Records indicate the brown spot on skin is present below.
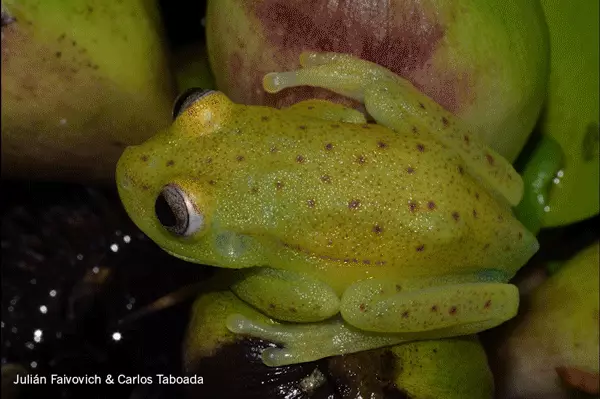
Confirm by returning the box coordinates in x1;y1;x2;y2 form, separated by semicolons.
498;215;504;222
412;126;418;135
269;303;276;309
416;143;425;152
324;143;333;151
463;135;470;145
401;311;410;318
475;192;480;200
250;186;258;193
331;124;340;128
407;167;415;174
298;125;307;130
356;155;366;164
484;300;491;309
458;165;464;175
452;212;460;221
166;160;175;167
296;155;306;163
518;232;523;240
206;157;213;164
408;201;418;212
483;243;490;250
348;199;361;210
372;224;383;235
359;303;367;312
140;155;149;162
141;185;150;191
472;209;478;218
307;106;314;110
276;181;284;190
418;102;425;109
377;141;388;149
55;51;62;58
416;244;425;252
321;175;331;184
431;305;438;312
363;260;371;265
236;155;245;162
261;116;269;121
449;306;457;315
289;307;297;313
270;147;278;153
441;116;449;127
428;201;436;210
395;284;402;292
307;199;315;207
485;153;495;165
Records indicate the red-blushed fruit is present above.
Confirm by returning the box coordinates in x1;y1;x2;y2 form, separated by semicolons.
206;0;549;161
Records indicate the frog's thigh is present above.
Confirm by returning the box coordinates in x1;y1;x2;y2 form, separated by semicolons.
284;99;367;124
363;84;523;206
340;280;519;333
230;267;340;323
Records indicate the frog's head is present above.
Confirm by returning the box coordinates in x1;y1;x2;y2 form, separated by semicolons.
116;89;235;264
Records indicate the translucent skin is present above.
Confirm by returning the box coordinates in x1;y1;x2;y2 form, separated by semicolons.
116;52;538;366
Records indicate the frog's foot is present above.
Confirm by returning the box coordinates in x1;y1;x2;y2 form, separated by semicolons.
226;314;407;367
340;280;519;334
263;52;396;102
263;51;523;206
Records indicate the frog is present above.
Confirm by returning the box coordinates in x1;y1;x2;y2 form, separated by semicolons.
116;52;539;367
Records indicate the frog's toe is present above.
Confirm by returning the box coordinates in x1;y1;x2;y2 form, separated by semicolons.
263;71;299;94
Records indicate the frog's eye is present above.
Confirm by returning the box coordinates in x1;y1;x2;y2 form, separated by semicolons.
155;184;204;237
172;88;215;120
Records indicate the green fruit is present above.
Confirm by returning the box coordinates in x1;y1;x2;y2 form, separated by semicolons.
1;0;175;183
538;0;599;227
206;0;549;161
390;337;494;399
498;242;599;397
172;42;216;93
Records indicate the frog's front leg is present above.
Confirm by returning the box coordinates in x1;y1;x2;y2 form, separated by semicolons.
264;52;523;207
339;279;519;334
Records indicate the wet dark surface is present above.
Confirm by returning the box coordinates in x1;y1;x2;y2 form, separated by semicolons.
1;180;211;399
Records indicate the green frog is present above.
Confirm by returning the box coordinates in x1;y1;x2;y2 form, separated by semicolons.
116;52;538;367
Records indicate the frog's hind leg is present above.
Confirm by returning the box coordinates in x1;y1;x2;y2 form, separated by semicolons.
339;279;519;334
226;314;408;367
263;51;397;102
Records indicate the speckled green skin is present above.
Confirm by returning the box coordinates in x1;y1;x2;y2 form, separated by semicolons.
117;53;538;366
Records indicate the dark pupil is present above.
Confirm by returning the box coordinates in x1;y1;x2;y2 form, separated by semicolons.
155;193;177;228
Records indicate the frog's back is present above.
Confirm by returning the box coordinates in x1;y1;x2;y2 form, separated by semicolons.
189;105;537;284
